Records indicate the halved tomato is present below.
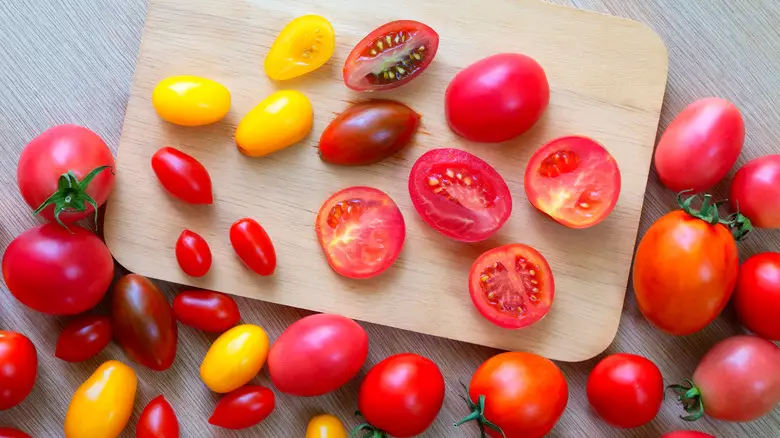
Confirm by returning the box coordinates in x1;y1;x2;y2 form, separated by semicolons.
468;244;554;329
265;15;336;81
524;136;621;228
409;148;512;242
315;186;405;279
343;20;439;92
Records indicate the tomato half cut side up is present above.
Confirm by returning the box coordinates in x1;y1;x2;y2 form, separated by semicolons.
525;136;621;228
468;244;554;329
343;20;439;92
315;186;405;279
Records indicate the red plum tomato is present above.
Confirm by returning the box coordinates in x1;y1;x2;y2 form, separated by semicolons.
175;229;212;277
55;315;112;363
730;155;780;228
172;290;240;333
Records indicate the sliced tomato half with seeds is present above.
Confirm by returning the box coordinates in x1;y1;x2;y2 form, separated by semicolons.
469;244;554;329
343;20;439;92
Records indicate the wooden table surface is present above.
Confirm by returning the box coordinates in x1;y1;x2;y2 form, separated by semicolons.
0;0;778;437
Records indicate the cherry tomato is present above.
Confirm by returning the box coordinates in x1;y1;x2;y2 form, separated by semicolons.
235;90;313;157
654;98;744;192
111;274;178;371
355;353;444;437
734;252;780;340
17;124;114;227
175;229;212;277
319;100;420;165
586;353;663;429
152;75;231;126
265;15;336;80
2;223;114;315
209;385;275;430
0;331;37;410
445;53;549;143
525;136;621;228
0;428;31;438
137;395;179;438
343;20;439;91
306;414;347;438
669;335;780;422
55;315;112;363
172;290;240;333
151;146;213;204
200;324;269;393
730;154;780;228
661;432;715;438
456;352;568;438
230;218;276;276
315;186;405;279
409;148;511;242
268;314;368;397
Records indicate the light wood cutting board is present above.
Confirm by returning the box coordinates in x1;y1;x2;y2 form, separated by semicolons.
104;0;668;362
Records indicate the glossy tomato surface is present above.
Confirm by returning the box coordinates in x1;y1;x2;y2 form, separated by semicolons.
315;186;405;279
152;75;230;126
151;147;213;204
306;414;347;438
343;20;439;91
265;15;335;80
268;314;368;397
525;136;621;228
0;428;31;438
661;432;716;438
209;386;275;430
175;229;212;277
2;223;113;315
200;324;269;393
235;90;313;157
730;154;780;228
55;315;112;363
445;53;549;143
0;331;37;411
172;290;240;333
137;395;179;438
409;148;511;242
734;252;780;340
230;218;276;276
319;100;420;165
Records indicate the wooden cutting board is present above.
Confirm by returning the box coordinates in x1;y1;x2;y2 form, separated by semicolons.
104;0;667;362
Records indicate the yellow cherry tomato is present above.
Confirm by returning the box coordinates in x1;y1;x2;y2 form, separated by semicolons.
306;414;348;438
200;323;269;393
152;75;231;126
235;90;313;157
64;360;137;438
265;15;336;81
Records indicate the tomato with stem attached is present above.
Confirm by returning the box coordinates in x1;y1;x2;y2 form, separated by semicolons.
733;252;780;340
137;395;179;438
173;290;240;333
230;218;276;276
175;230;212;277
56;315;112;363
265;15;335;80
0;331;37;411
151;147;213;204
209;386;275;430
730;154;780;228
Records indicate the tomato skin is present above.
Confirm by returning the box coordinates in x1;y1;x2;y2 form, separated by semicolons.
586;353;663;429
55;315;113;362
151;147;213;204
111;274;178;371
319;100;420;165
235;90;313;157
137;395;179;438
265;15;336;81
661;432;715;438
200;324;269;393
0;428;31;438
230;218;277;276
446;53;549;143
654;98;744;192
152;75;231;126
209;385;275;430
172;290;240;333
2;223;114;315
268;314;368;397
306;414;347;438
0;331;37;411
730;155;780;228
175;230;212;277
734;252;780;340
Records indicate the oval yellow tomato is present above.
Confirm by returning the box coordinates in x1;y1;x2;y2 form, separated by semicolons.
306;414;348;438
153;75;231;126
64;360;137;438
265;15;336;81
200;324;269;393
235;90;313;157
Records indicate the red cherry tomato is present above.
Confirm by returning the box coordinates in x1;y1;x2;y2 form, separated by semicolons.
209;385;275;430
172;290;240;333
586;353;663;429
734;252;780;340
525;136;621;228
343;21;439;92
175;229;212;277
151;146;213;204
229;218;276;276
137;395;179;438
730;155;780;228
315;186;405;279
468;244;554;329
654;98;744;192
0;428;32;438
445;53;549;143
0;331;37;410
409;148;512;242
661;432;715;438
55;315;113;362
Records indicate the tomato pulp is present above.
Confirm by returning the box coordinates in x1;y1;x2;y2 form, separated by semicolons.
265;15;336;81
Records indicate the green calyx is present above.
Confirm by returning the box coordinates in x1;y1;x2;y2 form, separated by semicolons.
350;411;388;438
33;166;112;231
453;383;505;438
676;191;753;241
668;379;705;421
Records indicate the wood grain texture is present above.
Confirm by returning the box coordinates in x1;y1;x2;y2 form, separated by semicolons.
0;0;778;437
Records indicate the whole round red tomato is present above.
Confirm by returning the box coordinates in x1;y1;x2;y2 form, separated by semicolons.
661;432;715;438
268;313;368;397
55;315;113;362
670;335;780;422
137;395;179;438
175;229;212;277
0;331;37;411
0;428;32;438
2;223;114;315
586;353;663;429
445;53;549;143
209;385;275;430
730;154;780;228
17;124;115;226
654;97;744;192
151;146;213;204
230;218;276;276
734;252;780;340
456;352;567;438
172;290;240;333
409;148;512;242
356;353;444;437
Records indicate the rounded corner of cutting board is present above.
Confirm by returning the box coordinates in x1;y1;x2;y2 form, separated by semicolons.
103;200;143;276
